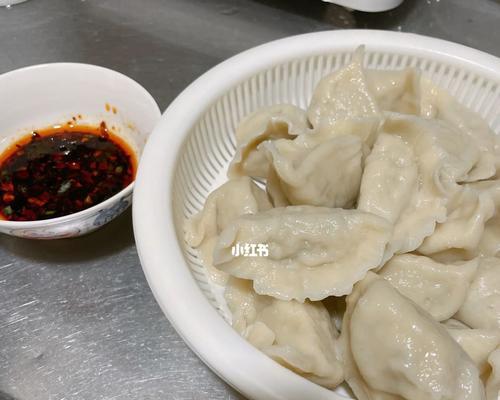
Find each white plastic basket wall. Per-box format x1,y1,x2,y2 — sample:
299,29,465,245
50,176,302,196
172,48,500,322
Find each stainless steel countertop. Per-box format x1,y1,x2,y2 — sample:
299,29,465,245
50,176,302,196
0,1,498,399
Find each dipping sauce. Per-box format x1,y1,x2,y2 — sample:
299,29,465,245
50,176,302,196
0,122,136,221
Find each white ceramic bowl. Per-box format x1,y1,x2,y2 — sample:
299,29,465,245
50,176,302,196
133,30,500,400
0,63,160,239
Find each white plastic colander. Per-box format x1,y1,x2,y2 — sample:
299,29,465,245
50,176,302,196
133,30,500,400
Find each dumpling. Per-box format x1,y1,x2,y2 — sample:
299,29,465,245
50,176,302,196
358,133,417,224
225,277,344,388
443,321,500,376
264,134,363,208
227,101,365,209
228,104,311,178
455,257,500,330
365,67,421,115
307,48,381,146
418,187,495,255
384,114,481,191
468,181,500,258
357,132,419,259
342,272,485,400
306,58,383,145
185,177,272,284
419,77,496,181
214,206,392,301
477,216,500,258
379,254,478,321
359,114,481,258
486,349,500,400
365,69,496,181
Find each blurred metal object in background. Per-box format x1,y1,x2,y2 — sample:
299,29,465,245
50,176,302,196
322,0,404,12
0,0,29,8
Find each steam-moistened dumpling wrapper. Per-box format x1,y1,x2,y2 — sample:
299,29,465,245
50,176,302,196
225,278,344,389
365,67,422,115
379,254,478,321
307,48,379,124
185,177,272,284
307,48,381,147
443,321,500,376
366,67,496,181
419,77,496,181
455,257,500,330
359,115,482,259
468,180,500,258
342,273,485,400
228,104,311,178
384,115,482,189
486,349,500,400
430,181,500,260
476,213,500,258
418,186,495,256
214,206,392,301
358,133,417,225
264,134,363,208
358,132,422,260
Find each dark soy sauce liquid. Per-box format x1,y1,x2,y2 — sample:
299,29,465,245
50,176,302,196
0,122,136,221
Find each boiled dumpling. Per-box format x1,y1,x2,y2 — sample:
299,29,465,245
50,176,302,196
468,181,500,258
365,67,421,115
455,257,500,330
228,104,311,178
477,215,500,258
443,320,500,376
307,48,381,147
384,114,481,190
264,134,363,208
342,272,485,400
358,133,417,224
418,187,495,255
419,77,496,181
357,132,419,260
379,254,478,321
185,177,272,284
214,206,391,301
225,277,344,388
359,114,481,258
486,349,500,400
365,68,497,181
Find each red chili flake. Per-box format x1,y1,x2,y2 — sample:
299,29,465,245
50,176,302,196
28,197,47,207
2,193,14,203
1,182,14,192
68,162,80,170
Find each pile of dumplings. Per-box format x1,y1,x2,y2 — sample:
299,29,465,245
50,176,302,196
186,48,500,400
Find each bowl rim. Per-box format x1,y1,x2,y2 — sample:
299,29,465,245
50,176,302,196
0,62,161,228
133,29,500,400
